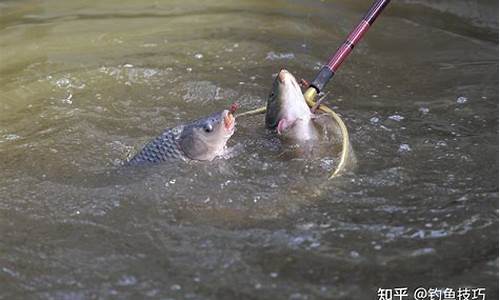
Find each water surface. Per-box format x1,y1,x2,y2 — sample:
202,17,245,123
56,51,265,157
0,0,498,299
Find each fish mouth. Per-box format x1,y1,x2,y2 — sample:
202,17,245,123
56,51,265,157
223,110,235,133
278,69,289,83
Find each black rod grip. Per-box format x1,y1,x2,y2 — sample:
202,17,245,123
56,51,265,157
310,66,334,93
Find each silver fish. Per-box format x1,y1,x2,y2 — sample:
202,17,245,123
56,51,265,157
127,109,236,165
265,69,320,143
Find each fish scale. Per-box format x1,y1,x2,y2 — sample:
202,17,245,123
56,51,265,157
127,126,187,165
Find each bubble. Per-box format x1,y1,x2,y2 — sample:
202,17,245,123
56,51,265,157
436,141,447,147
117,275,137,286
56,78,70,88
419,107,429,114
456,96,468,104
398,144,411,153
143,69,158,78
194,53,203,59
388,114,405,121
3,134,20,141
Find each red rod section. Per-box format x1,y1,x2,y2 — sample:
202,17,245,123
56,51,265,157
310,0,391,92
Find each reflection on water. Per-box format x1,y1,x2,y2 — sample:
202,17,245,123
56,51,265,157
0,0,498,299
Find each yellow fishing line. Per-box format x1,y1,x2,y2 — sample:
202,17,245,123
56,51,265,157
304,88,349,178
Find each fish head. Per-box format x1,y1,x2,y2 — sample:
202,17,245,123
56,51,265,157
179,109,236,161
265,69,311,133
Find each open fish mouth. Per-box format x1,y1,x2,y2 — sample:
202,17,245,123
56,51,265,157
223,110,235,132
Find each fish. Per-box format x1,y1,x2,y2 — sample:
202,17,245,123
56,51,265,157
265,69,321,144
127,109,236,165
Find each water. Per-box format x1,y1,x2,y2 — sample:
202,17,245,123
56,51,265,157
0,0,498,299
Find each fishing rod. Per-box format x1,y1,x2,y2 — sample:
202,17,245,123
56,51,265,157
309,0,391,93
305,0,390,178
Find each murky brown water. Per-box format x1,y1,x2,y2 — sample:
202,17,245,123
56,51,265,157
0,0,498,299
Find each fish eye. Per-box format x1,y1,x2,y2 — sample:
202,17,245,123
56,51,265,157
203,123,213,133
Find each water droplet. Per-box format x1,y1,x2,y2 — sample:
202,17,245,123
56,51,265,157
3,134,20,141
436,141,447,147
56,78,70,88
388,114,404,121
419,107,429,114
350,250,360,258
456,96,468,104
117,275,137,286
398,144,411,153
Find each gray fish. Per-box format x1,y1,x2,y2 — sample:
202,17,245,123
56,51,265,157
127,109,236,165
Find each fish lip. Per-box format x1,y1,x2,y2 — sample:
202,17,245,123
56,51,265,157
278,69,293,84
278,69,288,83
223,110,236,134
